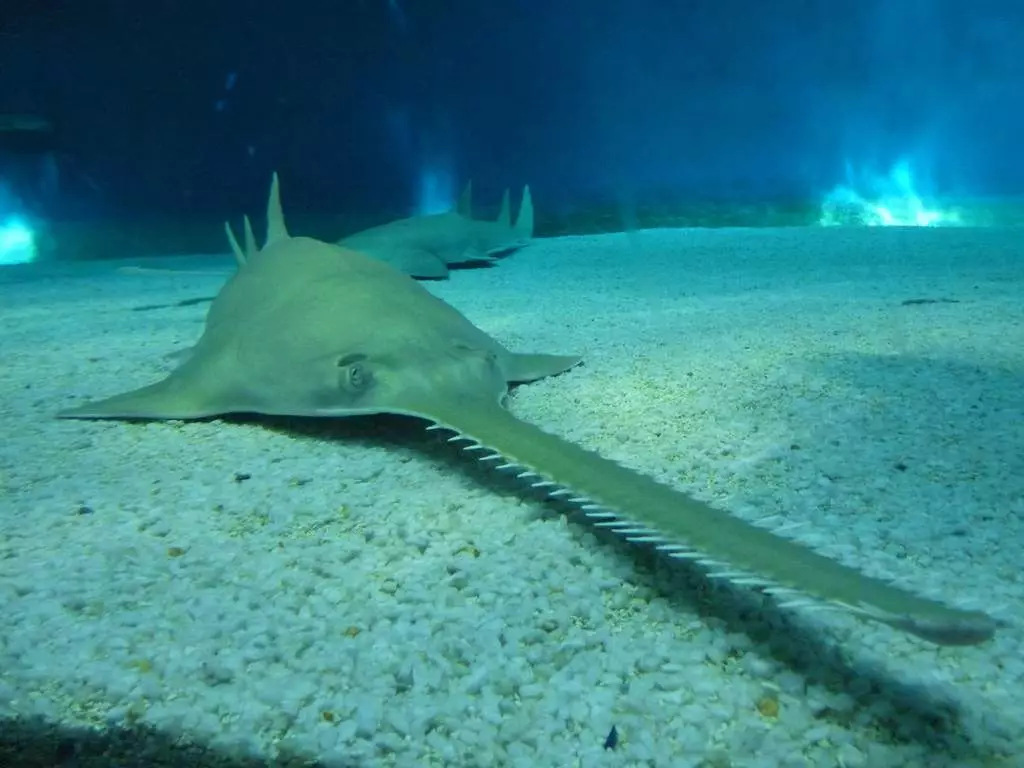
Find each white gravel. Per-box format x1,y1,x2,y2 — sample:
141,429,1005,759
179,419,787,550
2,225,1023,767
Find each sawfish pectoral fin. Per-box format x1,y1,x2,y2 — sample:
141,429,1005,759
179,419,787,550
418,398,999,646
58,375,220,420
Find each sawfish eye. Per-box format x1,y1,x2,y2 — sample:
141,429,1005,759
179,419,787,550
337,354,371,391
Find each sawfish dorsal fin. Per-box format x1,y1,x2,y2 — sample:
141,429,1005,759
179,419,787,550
224,221,246,266
224,214,259,267
243,215,257,257
265,171,290,244
225,172,289,266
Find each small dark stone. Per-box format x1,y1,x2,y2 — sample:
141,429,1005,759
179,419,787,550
53,737,78,762
175,296,214,307
900,297,960,307
603,725,619,750
75,504,94,515
894,462,908,472
233,472,252,483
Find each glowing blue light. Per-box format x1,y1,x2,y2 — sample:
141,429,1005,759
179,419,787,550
0,217,37,265
416,166,454,215
819,159,959,227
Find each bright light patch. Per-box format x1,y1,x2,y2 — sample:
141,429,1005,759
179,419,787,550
416,166,454,215
0,217,36,265
819,159,959,227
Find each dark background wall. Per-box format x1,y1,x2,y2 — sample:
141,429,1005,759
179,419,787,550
2,0,1023,220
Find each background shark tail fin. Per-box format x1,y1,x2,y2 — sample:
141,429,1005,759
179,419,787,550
496,189,511,227
514,185,534,239
265,172,291,244
457,180,473,216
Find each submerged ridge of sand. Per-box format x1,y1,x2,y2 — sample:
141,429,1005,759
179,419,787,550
1,226,1022,767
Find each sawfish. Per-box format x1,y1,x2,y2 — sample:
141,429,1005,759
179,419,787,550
337,182,533,279
59,175,999,647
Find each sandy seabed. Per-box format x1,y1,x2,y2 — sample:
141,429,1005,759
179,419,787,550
1,225,1023,767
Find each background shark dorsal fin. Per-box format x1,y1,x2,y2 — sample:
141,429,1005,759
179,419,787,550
496,188,511,227
457,180,473,217
265,172,290,244
515,185,534,239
